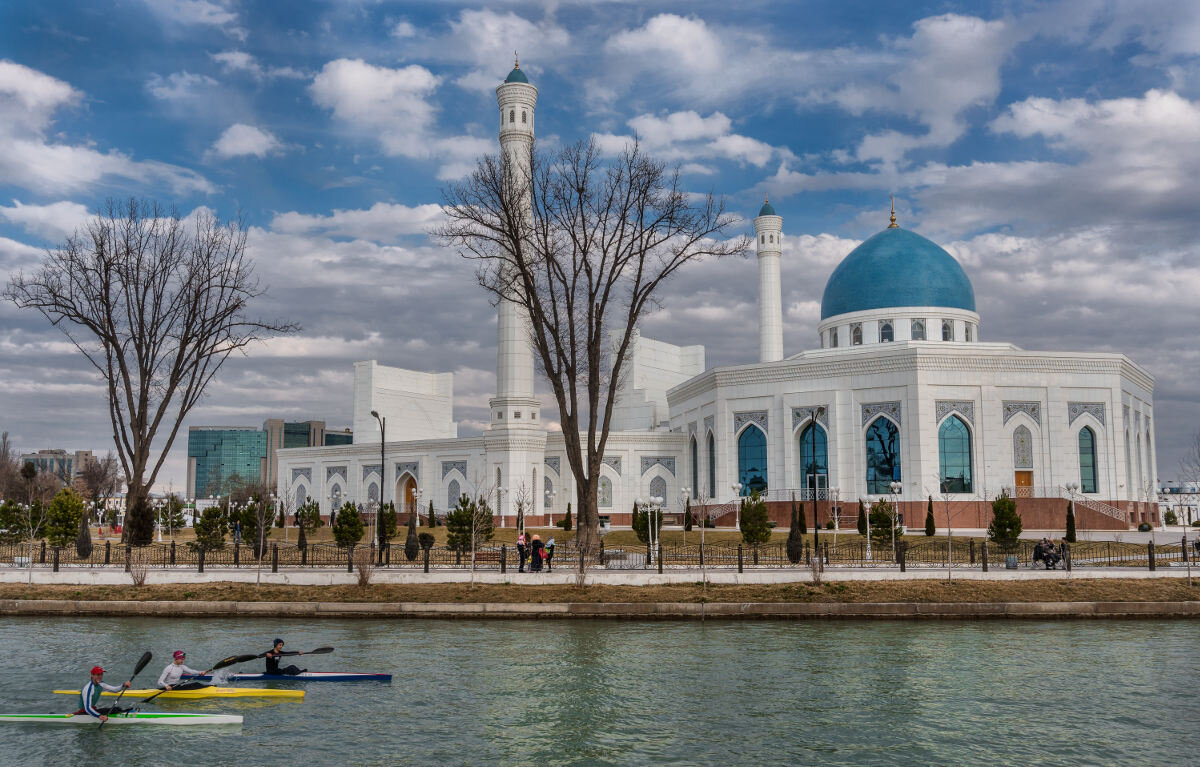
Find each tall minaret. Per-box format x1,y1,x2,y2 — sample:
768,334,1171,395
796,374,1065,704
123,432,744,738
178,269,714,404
485,56,546,527
491,55,539,423
754,196,784,362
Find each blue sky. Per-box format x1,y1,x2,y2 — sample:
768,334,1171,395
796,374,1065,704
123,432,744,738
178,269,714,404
2,0,1199,493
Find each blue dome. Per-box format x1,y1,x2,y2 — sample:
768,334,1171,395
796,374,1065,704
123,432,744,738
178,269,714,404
757,200,776,217
820,227,975,320
504,67,529,84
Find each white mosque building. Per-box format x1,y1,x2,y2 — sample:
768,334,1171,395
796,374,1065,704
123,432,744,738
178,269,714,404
275,62,1160,532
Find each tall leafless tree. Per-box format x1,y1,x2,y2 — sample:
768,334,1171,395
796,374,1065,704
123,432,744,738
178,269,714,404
4,199,297,541
439,140,747,551
0,432,19,501
79,451,121,522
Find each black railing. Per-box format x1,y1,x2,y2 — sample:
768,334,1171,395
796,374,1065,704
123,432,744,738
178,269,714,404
0,537,1193,572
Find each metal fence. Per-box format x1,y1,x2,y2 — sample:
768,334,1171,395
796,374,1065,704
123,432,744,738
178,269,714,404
0,536,1195,573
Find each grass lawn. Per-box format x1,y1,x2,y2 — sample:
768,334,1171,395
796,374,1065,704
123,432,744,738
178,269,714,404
2,579,1196,604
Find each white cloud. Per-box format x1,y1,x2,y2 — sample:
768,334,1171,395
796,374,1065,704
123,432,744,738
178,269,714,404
309,58,491,179
595,110,788,168
209,123,284,158
0,199,90,241
0,60,213,194
270,202,443,242
209,50,305,80
391,21,416,39
444,10,570,92
142,0,245,41
146,71,219,101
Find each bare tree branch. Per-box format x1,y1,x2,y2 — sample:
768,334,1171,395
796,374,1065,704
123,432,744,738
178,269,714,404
4,198,298,542
438,140,748,551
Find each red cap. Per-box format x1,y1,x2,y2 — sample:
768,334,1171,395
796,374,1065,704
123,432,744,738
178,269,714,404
173,651,186,660
91,666,104,675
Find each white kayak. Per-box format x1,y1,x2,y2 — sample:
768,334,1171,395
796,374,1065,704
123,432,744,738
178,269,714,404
0,712,243,726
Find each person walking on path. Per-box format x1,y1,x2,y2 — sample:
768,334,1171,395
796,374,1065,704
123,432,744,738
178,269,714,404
530,534,545,573
517,532,528,573
157,651,208,690
545,537,556,572
76,666,130,721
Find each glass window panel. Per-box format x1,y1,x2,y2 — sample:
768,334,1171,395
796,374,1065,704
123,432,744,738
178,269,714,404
911,319,925,340
690,437,698,493
737,425,768,496
649,476,667,502
1079,427,1098,493
865,417,901,494
938,415,973,493
942,321,953,341
799,423,828,493
707,432,716,498
879,321,894,342
447,479,460,510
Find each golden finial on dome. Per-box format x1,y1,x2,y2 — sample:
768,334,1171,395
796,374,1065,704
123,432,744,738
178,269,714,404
764,194,769,204
514,51,519,69
888,196,898,228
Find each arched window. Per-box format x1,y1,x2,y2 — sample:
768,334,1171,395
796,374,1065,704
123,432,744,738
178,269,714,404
769,234,774,243
707,432,716,498
690,437,698,493
649,476,667,503
865,417,901,494
1136,433,1143,492
938,415,973,493
965,323,975,342
598,476,612,507
760,235,765,245
328,483,342,502
911,319,925,340
367,482,379,513
879,321,894,343
798,423,827,497
1079,427,1098,493
521,110,526,124
737,425,767,496
509,109,515,123
295,486,307,508
447,479,460,510
544,475,553,505
830,328,839,348
851,323,863,345
942,320,953,341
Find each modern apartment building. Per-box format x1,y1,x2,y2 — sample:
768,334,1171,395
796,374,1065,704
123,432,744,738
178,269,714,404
186,420,351,500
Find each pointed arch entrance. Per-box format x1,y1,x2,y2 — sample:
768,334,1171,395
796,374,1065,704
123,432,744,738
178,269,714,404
396,474,418,524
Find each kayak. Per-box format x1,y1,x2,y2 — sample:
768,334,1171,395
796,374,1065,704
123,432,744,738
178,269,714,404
54,687,304,699
0,712,242,726
193,671,391,682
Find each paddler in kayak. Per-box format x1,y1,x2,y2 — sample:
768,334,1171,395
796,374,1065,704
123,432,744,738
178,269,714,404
157,650,210,690
76,665,130,722
264,639,306,676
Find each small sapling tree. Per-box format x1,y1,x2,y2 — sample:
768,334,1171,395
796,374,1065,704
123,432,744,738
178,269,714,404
404,503,419,561
332,501,365,548
856,499,867,536
45,487,85,549
786,497,805,564
739,491,772,546
925,495,936,537
191,506,228,551
1065,500,1077,543
987,490,1023,550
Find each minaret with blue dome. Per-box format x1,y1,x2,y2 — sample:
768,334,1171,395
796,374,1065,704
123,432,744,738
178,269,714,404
754,196,784,362
817,201,980,347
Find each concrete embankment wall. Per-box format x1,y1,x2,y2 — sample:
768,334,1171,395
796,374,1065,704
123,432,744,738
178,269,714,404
0,599,1197,620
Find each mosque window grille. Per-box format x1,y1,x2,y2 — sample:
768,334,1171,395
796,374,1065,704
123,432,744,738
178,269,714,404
879,321,894,343
942,320,954,341
509,109,515,123
830,328,839,348
911,319,925,341
521,110,527,123
851,323,863,346
965,323,975,342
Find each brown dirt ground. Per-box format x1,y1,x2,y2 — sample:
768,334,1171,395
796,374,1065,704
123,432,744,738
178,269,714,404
1,579,1196,604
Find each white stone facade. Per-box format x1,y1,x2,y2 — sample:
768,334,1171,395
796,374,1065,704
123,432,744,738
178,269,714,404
275,62,1158,530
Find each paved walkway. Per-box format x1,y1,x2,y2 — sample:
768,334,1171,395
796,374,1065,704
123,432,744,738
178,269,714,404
0,565,1193,587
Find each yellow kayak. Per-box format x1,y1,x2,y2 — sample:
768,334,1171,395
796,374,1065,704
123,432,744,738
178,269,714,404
54,686,304,700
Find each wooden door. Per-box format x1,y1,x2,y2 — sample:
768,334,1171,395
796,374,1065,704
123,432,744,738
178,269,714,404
1014,471,1033,498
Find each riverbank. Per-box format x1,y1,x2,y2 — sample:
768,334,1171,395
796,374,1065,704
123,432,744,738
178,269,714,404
0,578,1195,606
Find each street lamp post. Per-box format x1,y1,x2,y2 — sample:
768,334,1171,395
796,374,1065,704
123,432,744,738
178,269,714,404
680,487,690,546
863,497,872,562
731,483,743,528
807,406,825,502
544,490,555,528
370,410,386,559
412,486,422,528
889,480,902,557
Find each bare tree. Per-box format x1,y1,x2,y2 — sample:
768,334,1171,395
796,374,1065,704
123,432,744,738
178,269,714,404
440,140,747,551
80,451,121,524
0,432,18,500
5,200,297,539
512,481,531,535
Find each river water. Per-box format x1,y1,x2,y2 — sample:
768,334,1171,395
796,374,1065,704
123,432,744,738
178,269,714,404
0,616,1195,766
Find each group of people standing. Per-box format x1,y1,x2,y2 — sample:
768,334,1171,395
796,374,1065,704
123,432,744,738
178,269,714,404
516,533,555,573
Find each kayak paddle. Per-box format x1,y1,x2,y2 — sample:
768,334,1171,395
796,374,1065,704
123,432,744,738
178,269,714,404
100,651,151,729
257,646,334,658
137,654,257,705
